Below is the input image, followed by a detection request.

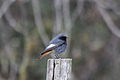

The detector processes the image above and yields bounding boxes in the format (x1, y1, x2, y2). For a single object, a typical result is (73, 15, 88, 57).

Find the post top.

(48, 58, 72, 61)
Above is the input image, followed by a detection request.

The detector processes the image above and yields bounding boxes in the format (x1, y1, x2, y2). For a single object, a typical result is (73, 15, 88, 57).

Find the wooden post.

(46, 59, 72, 80)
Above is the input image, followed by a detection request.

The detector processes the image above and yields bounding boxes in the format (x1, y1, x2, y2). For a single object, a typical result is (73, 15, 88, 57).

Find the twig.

(17, 3, 32, 80)
(5, 2, 28, 36)
(4, 10, 25, 34)
(0, 20, 17, 80)
(62, 0, 72, 34)
(71, 0, 84, 22)
(94, 0, 120, 38)
(32, 0, 49, 46)
(53, 0, 62, 35)
(5, 10, 17, 29)
(0, 0, 15, 19)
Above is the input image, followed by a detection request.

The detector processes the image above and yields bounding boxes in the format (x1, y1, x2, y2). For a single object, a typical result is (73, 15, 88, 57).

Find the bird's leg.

(55, 54, 60, 59)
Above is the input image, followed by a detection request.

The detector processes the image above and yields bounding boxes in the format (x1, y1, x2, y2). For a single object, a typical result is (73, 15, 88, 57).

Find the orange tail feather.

(37, 49, 54, 60)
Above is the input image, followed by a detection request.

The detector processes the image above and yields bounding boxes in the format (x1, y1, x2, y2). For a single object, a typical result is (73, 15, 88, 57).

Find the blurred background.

(0, 0, 120, 80)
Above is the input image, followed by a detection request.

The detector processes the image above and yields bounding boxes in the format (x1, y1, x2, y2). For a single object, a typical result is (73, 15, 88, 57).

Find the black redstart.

(38, 33, 67, 60)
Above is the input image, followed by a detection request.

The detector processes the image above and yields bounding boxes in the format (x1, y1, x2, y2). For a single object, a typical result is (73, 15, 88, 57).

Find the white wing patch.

(46, 44, 56, 49)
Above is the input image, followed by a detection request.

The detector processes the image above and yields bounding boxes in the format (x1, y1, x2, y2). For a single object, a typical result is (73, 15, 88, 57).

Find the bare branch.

(0, 0, 15, 19)
(94, 0, 120, 38)
(5, 2, 30, 36)
(62, 0, 72, 34)
(5, 10, 17, 29)
(0, 20, 17, 80)
(72, 0, 84, 22)
(53, 0, 62, 35)
(19, 2, 30, 36)
(32, 0, 49, 46)
(98, 0, 120, 16)
(19, 38, 31, 80)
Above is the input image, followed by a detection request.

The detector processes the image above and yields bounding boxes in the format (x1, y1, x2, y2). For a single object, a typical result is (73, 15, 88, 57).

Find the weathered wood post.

(46, 59, 72, 80)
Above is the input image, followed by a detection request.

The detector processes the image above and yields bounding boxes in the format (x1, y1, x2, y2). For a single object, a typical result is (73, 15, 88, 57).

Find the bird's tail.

(37, 49, 54, 60)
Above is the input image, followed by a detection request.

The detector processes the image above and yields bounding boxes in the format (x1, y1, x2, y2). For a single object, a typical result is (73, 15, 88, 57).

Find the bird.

(37, 33, 68, 60)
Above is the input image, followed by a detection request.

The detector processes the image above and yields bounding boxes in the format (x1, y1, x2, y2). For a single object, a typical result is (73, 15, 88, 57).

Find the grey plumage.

(39, 33, 67, 59)
(50, 33, 67, 53)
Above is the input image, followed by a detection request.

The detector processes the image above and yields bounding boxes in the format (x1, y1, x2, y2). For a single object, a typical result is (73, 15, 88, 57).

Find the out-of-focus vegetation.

(0, 0, 120, 80)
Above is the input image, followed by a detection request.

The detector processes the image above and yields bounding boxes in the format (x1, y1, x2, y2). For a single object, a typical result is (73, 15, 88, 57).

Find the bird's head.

(58, 33, 68, 41)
